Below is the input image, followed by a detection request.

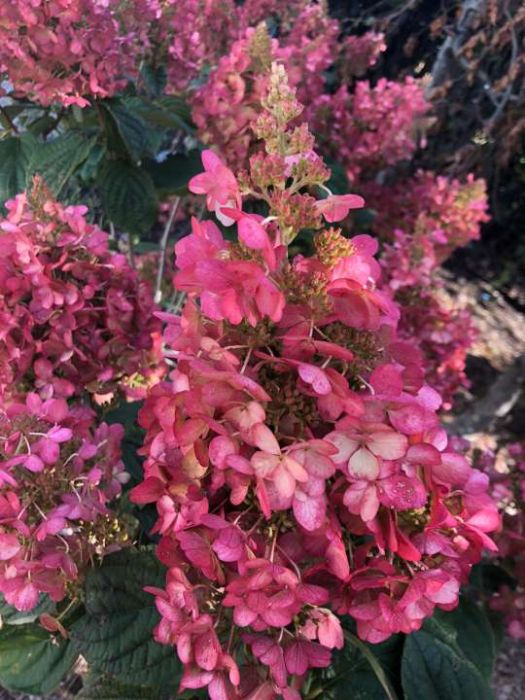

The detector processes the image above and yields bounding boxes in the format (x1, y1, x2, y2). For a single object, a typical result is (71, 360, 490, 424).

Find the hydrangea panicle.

(133, 62, 499, 698)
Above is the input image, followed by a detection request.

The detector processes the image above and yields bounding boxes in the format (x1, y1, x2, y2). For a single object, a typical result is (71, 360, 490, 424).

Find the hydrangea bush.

(0, 2, 511, 699)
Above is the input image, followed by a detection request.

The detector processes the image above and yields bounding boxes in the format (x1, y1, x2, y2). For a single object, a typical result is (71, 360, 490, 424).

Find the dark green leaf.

(102, 101, 150, 163)
(104, 401, 144, 482)
(79, 672, 169, 700)
(71, 549, 181, 689)
(0, 134, 36, 205)
(325, 158, 350, 195)
(401, 630, 494, 700)
(0, 624, 77, 695)
(97, 160, 158, 235)
(431, 599, 496, 680)
(140, 65, 168, 99)
(352, 207, 377, 230)
(28, 130, 97, 196)
(144, 151, 202, 196)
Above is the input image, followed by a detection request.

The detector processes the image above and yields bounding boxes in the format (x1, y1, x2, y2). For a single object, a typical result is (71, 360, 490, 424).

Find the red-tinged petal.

(250, 424, 280, 454)
(298, 363, 332, 395)
(201, 149, 224, 172)
(369, 364, 403, 395)
(234, 604, 258, 627)
(313, 340, 355, 361)
(432, 452, 471, 486)
(283, 456, 308, 482)
(251, 452, 280, 478)
(180, 666, 214, 690)
(130, 477, 165, 504)
(238, 218, 270, 250)
(389, 404, 436, 435)
(349, 447, 380, 480)
(406, 443, 442, 466)
(0, 533, 21, 559)
(209, 436, 237, 469)
(318, 613, 344, 649)
(284, 641, 309, 675)
(296, 583, 330, 605)
(195, 629, 220, 671)
(283, 689, 302, 700)
(326, 538, 350, 580)
(212, 527, 244, 562)
(273, 464, 296, 499)
(188, 171, 213, 195)
(367, 431, 408, 460)
(466, 508, 500, 533)
(379, 475, 427, 510)
(24, 454, 45, 472)
(344, 482, 380, 521)
(293, 490, 326, 531)
(325, 431, 359, 464)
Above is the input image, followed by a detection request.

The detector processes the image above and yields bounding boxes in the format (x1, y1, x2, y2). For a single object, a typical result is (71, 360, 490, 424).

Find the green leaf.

(335, 632, 400, 700)
(102, 101, 150, 163)
(401, 630, 494, 700)
(71, 549, 181, 689)
(431, 599, 496, 680)
(0, 624, 77, 695)
(325, 158, 349, 195)
(79, 672, 169, 700)
(104, 401, 144, 482)
(140, 65, 168, 99)
(97, 160, 158, 235)
(0, 134, 36, 205)
(144, 151, 202, 196)
(28, 130, 97, 196)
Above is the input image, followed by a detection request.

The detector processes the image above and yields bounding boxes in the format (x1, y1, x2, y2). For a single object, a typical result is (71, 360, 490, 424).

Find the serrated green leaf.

(71, 549, 181, 689)
(0, 134, 36, 205)
(28, 130, 97, 196)
(0, 624, 77, 695)
(401, 630, 494, 700)
(97, 160, 158, 235)
(102, 101, 150, 163)
(144, 151, 202, 196)
(157, 95, 193, 125)
(78, 672, 169, 699)
(126, 100, 194, 135)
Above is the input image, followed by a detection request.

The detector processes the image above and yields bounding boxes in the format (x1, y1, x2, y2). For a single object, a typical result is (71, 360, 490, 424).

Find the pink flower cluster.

(0, 0, 158, 107)
(0, 392, 128, 611)
(0, 179, 162, 401)
(309, 77, 428, 183)
(132, 69, 498, 699)
(373, 172, 488, 407)
(367, 172, 489, 264)
(480, 443, 525, 640)
(189, 4, 424, 178)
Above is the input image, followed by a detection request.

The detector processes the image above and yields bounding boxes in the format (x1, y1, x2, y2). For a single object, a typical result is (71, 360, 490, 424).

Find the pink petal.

(298, 363, 331, 395)
(349, 447, 380, 479)
(367, 431, 408, 460)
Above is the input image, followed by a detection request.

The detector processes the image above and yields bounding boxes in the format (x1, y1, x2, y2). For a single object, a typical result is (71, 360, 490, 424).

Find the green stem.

(343, 631, 399, 700)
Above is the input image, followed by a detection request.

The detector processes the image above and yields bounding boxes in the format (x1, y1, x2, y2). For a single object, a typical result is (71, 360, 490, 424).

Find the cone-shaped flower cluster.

(0, 178, 162, 401)
(132, 64, 499, 699)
